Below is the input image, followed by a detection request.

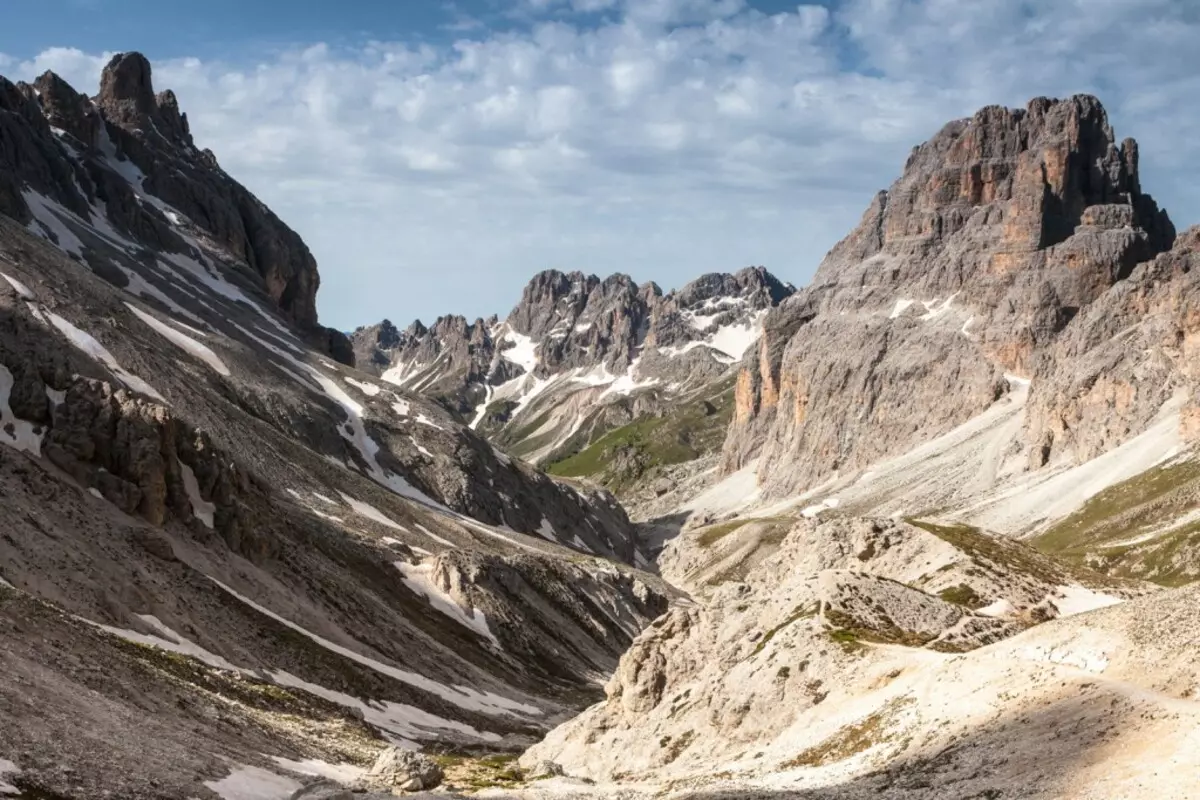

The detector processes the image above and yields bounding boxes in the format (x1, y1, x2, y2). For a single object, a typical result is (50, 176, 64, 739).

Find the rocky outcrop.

(0, 53, 350, 362)
(523, 516, 1148, 785)
(725, 95, 1175, 497)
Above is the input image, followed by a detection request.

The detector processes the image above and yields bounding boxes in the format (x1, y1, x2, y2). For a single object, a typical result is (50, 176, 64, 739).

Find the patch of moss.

(906, 518, 1130, 591)
(826, 628, 867, 654)
(938, 583, 984, 608)
(434, 751, 529, 791)
(824, 608, 936, 649)
(696, 515, 795, 548)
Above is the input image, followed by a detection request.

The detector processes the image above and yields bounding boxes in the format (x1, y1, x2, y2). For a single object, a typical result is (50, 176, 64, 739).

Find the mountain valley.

(1, 53, 1200, 800)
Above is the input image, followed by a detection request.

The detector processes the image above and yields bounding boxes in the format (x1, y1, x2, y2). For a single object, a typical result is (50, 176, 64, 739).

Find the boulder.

(366, 748, 444, 792)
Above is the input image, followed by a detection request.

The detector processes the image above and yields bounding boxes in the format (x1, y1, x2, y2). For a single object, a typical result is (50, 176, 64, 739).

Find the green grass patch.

(906, 518, 1128, 591)
(696, 515, 795, 548)
(1028, 458, 1200, 586)
(937, 583, 984, 608)
(545, 383, 734, 495)
(1035, 459, 1200, 555)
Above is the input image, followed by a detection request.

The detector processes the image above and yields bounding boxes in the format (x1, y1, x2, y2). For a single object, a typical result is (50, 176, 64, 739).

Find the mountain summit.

(726, 95, 1175, 496)
(0, 52, 350, 360)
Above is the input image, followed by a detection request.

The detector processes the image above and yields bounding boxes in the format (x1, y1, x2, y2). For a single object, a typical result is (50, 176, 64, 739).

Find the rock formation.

(725, 95, 1175, 498)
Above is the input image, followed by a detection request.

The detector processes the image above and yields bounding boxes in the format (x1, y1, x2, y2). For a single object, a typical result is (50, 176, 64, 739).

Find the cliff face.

(0, 52, 349, 361)
(724, 95, 1175, 497)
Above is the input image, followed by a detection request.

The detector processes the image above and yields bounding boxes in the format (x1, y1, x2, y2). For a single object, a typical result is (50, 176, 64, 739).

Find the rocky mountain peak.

(97, 52, 157, 127)
(728, 93, 1178, 497)
(32, 71, 101, 147)
(675, 265, 794, 311)
(0, 53, 347, 359)
(353, 265, 795, 469)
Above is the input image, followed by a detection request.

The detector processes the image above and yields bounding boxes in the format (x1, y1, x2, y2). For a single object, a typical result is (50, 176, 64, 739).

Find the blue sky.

(3, 1, 1200, 330)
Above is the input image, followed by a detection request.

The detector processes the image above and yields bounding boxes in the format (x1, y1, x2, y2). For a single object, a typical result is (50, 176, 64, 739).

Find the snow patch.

(126, 303, 230, 376)
(179, 461, 216, 528)
(919, 293, 958, 321)
(23, 191, 86, 257)
(395, 561, 500, 647)
(345, 376, 381, 396)
(416, 413, 446, 431)
(339, 492, 406, 531)
(0, 271, 34, 300)
(601, 356, 658, 397)
(889, 299, 915, 319)
(0, 759, 19, 796)
(976, 598, 1015, 617)
(536, 517, 558, 541)
(416, 523, 457, 548)
(204, 765, 300, 800)
(801, 497, 840, 519)
(1049, 585, 1124, 618)
(270, 670, 499, 746)
(267, 758, 365, 786)
(45, 312, 166, 402)
(500, 329, 540, 374)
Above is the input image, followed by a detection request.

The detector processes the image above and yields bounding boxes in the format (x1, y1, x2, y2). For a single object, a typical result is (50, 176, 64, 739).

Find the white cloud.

(5, 1, 1200, 331)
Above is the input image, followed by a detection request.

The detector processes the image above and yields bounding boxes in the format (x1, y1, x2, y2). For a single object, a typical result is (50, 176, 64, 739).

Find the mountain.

(725, 95, 1174, 498)
(0, 53, 678, 799)
(351, 265, 794, 514)
(5, 55, 1200, 800)
(1, 53, 352, 362)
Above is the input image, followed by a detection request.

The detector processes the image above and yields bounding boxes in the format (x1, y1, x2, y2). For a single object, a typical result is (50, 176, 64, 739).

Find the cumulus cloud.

(5, 1, 1200, 329)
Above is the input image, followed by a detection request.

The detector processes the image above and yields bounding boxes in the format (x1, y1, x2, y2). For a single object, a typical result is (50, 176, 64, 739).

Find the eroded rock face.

(0, 53, 350, 363)
(1024, 226, 1200, 466)
(725, 95, 1175, 497)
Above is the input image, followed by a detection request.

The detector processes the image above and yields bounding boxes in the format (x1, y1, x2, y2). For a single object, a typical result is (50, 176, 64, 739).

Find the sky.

(3, 0, 1200, 330)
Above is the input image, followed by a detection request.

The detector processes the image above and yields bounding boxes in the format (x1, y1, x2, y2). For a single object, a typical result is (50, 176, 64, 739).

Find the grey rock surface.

(365, 747, 444, 791)
(0, 52, 349, 361)
(724, 95, 1176, 498)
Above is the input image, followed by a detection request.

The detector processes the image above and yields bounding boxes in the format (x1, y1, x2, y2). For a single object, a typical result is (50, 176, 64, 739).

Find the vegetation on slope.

(546, 383, 734, 495)
(1032, 458, 1200, 586)
(905, 519, 1139, 591)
